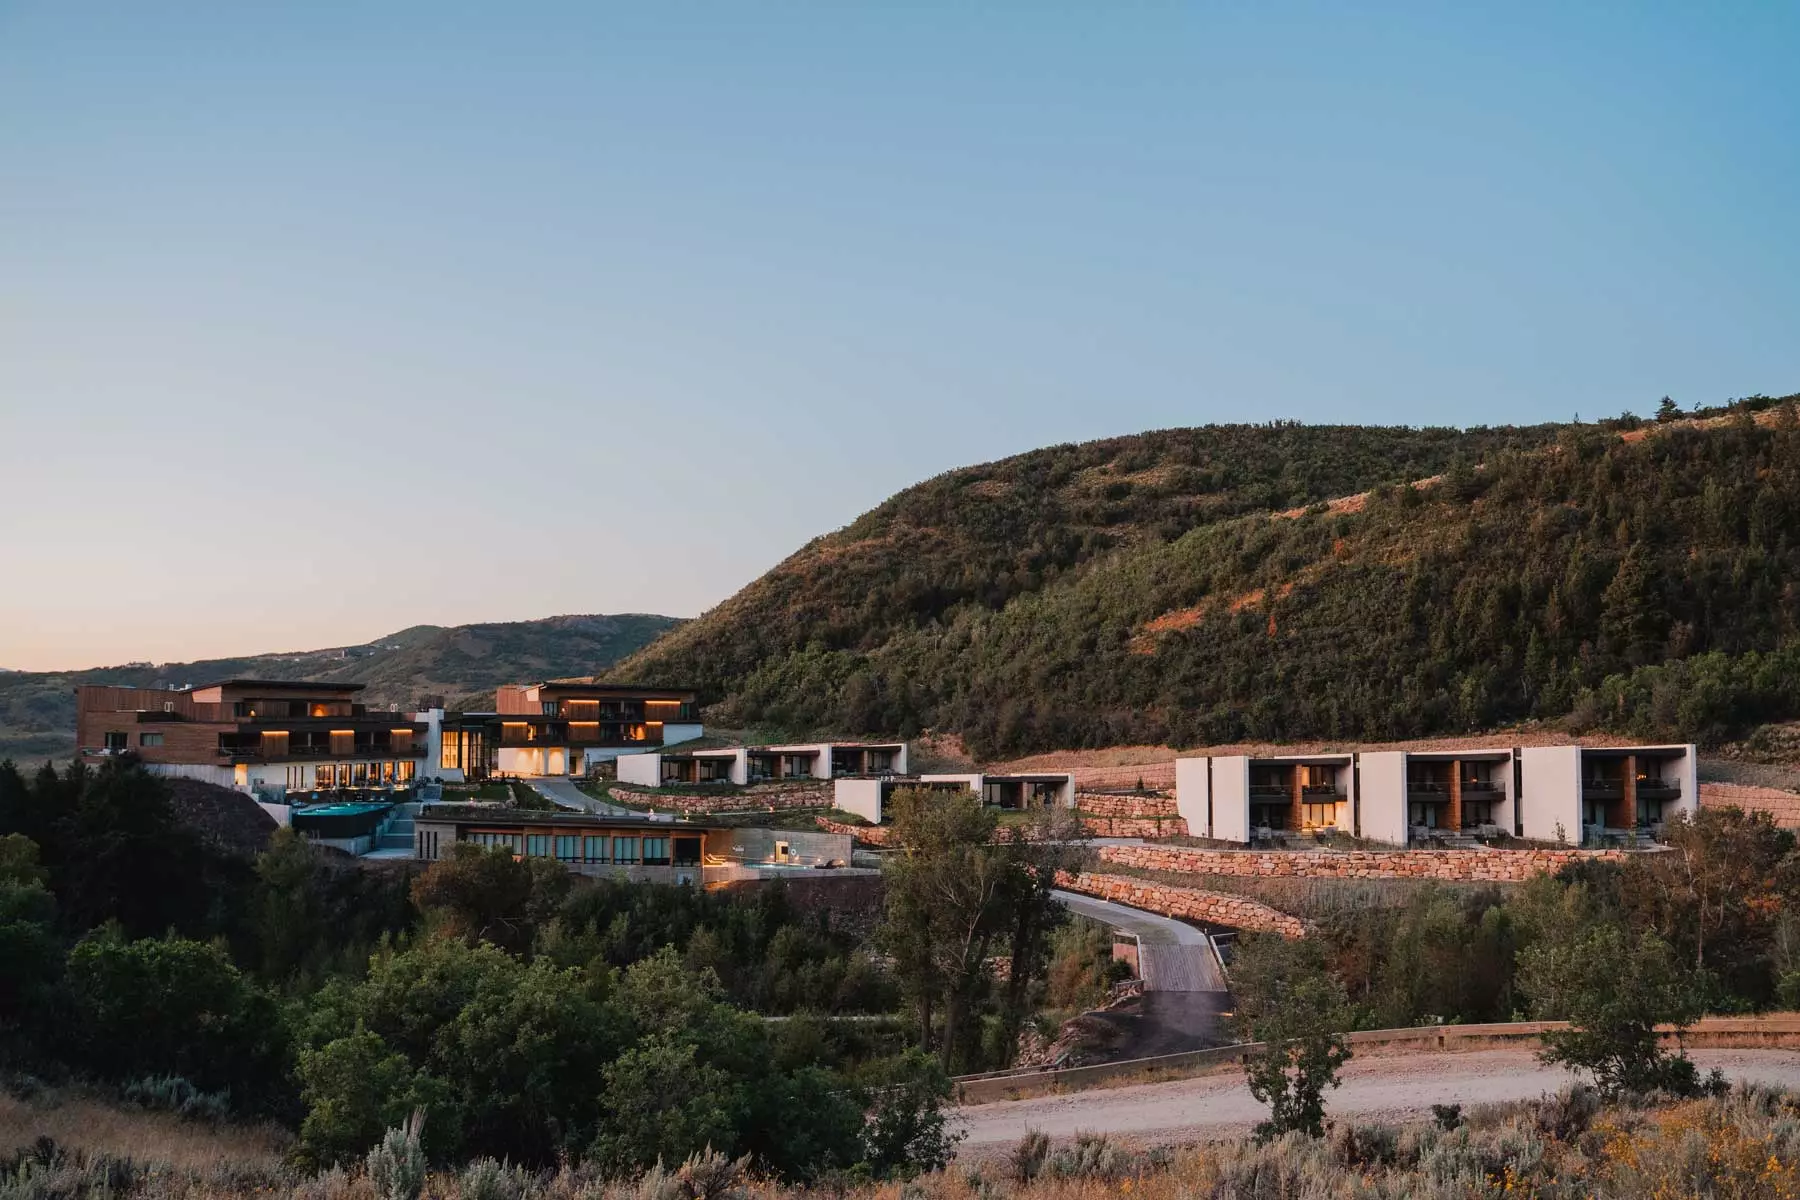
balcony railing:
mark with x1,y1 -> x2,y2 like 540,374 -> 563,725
220,743 -> 425,761
1248,784 -> 1291,799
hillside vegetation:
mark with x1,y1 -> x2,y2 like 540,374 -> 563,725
0,613 -> 679,764
615,401 -> 1800,757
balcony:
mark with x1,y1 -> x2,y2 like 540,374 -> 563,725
1248,783 -> 1291,800
219,741 -> 425,762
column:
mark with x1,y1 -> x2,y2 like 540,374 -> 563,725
1291,768 -> 1305,831
1448,759 -> 1462,832
1620,755 -> 1637,830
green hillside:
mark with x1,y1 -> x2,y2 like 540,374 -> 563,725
0,613 -> 680,765
614,402 -> 1800,756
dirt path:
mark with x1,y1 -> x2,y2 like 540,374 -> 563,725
954,1047 -> 1800,1149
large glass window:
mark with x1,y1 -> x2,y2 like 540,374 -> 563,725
104,731 -> 128,751
396,760 -> 414,783
643,837 -> 670,866
526,835 -> 552,857
614,837 -> 640,864
555,835 -> 580,861
583,836 -> 608,863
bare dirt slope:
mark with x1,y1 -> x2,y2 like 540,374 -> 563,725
954,1048 -> 1800,1149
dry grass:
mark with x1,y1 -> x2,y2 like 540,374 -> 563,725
0,1086 -> 290,1174
8,1085 -> 1800,1199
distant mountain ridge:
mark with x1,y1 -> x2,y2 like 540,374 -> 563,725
0,613 -> 682,764
614,399 -> 1800,757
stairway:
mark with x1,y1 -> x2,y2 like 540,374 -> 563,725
372,801 -> 420,856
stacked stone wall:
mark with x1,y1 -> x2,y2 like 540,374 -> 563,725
611,780 -> 830,815
1702,782 -> 1800,829
1097,843 -> 1626,882
1058,871 -> 1309,938
1076,792 -> 1179,818
816,816 -> 889,845
1080,815 -> 1190,838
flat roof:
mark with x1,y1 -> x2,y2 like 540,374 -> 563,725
1248,754 -> 1354,765
418,804 -> 714,830
190,679 -> 367,693
984,773 -> 1074,783
525,682 -> 696,697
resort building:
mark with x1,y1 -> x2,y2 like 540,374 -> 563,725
408,805 -> 855,884
831,770 -> 1075,825
424,682 -> 704,781
73,680 -> 426,797
1356,749 -> 1517,845
1175,743 -> 1697,847
614,741 -> 910,788
1517,744 -> 1698,845
1177,753 -> 1356,843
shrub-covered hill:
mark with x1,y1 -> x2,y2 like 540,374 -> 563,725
613,405 -> 1800,758
0,612 -> 680,765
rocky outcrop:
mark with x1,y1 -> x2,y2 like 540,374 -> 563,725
1096,843 -> 1626,882
1059,871 -> 1309,937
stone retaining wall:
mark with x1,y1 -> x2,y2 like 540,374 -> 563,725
1702,782 -> 1800,828
1096,843 -> 1626,882
1076,791 -> 1179,818
1080,815 -> 1190,838
816,816 -> 889,845
611,780 -> 831,815
1059,870 -> 1309,938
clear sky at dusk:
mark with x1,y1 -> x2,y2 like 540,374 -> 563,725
2,4 -> 1797,672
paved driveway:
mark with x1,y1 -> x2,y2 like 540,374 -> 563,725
955,1047 -> 1800,1148
525,777 -> 636,815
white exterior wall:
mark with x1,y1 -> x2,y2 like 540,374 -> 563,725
1210,756 -> 1252,844
145,762 -> 237,789
615,753 -> 663,788
1520,746 -> 1582,843
834,777 -> 885,824
497,747 -> 541,777
1174,756 -> 1211,838
894,743 -> 911,775
1496,754 -> 1518,835
921,773 -> 985,791
1671,745 -> 1699,822
1331,761 -> 1357,833
257,801 -> 293,828
1356,751 -> 1408,845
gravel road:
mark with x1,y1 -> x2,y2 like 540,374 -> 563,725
955,1047 -> 1800,1149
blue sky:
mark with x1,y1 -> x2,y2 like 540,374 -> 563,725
2,4 -> 1796,671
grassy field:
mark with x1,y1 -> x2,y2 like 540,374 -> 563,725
0,1084 -> 289,1175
